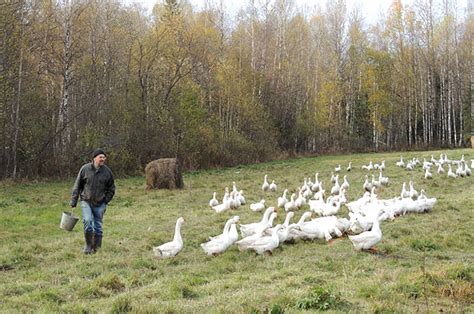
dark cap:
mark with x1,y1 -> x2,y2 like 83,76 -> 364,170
91,148 -> 106,159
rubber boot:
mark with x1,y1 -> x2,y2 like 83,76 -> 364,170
93,234 -> 102,252
83,232 -> 94,255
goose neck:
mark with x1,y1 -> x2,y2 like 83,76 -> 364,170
173,221 -> 183,243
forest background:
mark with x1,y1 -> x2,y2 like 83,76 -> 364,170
1,0 -> 472,179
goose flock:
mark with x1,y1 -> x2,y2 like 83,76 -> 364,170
153,153 -> 471,258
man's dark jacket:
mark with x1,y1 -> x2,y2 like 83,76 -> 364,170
70,162 -> 115,207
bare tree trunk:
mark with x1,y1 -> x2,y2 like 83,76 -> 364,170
408,95 -> 412,147
454,25 -> 463,146
12,6 -> 25,179
250,0 -> 256,100
56,1 -> 73,159
471,1 -> 474,148
440,71 -> 446,144
450,77 -> 457,145
447,71 -> 453,146
373,107 -> 377,150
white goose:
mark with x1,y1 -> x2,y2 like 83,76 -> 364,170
269,180 -> 277,192
240,207 -> 276,237
418,189 -> 427,200
247,224 -> 283,255
261,175 -> 270,192
281,211 -> 295,228
315,216 -> 345,239
301,177 -> 310,192
349,212 -> 374,235
308,196 -> 326,213
396,156 -> 405,167
415,196 -> 437,213
277,224 -> 301,243
400,182 -> 410,199
236,212 -> 278,250
250,199 -> 266,212
212,193 -> 231,213
232,181 -> 238,193
277,189 -> 289,208
409,181 -> 418,199
314,199 -> 341,217
330,197 -> 345,214
201,216 -> 240,256
284,193 -> 297,212
208,192 -> 219,207
313,186 -> 325,201
424,168 -> 433,179
458,162 -> 468,177
311,173 -> 320,192
348,218 -> 382,251
287,211 -> 312,241
363,175 -> 373,192
334,164 -> 341,173
264,211 -> 294,236
298,214 -> 333,241
294,189 -> 307,209
222,187 -> 229,203
439,154 -> 445,165
379,171 -> 389,186
371,174 -> 381,189
334,188 -> 347,204
237,190 -> 246,205
437,163 -> 445,174
347,162 -> 352,172
447,164 -> 457,178
465,163 -> 472,176
153,217 -> 185,258
228,223 -> 239,243
422,159 -> 433,170
455,163 -> 465,177
302,186 -> 313,199
330,175 -> 340,195
362,161 -> 374,171
209,216 -> 240,243
229,191 -> 240,209
340,175 -> 350,191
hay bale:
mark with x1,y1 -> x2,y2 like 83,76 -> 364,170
145,158 -> 184,190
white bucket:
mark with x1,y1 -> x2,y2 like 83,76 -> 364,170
60,211 -> 79,231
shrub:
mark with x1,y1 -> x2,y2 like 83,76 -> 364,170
410,239 -> 439,251
96,274 -> 126,292
268,303 -> 285,314
294,286 -> 350,311
447,265 -> 472,282
111,296 -> 132,313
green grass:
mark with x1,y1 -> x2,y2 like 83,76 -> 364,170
0,148 -> 473,312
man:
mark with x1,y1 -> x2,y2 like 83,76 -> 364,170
70,148 -> 115,254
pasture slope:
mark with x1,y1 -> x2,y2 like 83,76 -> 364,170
0,149 -> 473,312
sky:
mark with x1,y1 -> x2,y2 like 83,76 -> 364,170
127,0 -> 469,24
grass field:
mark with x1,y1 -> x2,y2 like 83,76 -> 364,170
1,149 -> 473,313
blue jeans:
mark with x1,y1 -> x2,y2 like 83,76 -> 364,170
80,201 -> 107,236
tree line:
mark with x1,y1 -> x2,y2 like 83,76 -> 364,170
1,0 -> 472,179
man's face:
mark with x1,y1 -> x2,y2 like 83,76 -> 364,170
94,154 -> 106,167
